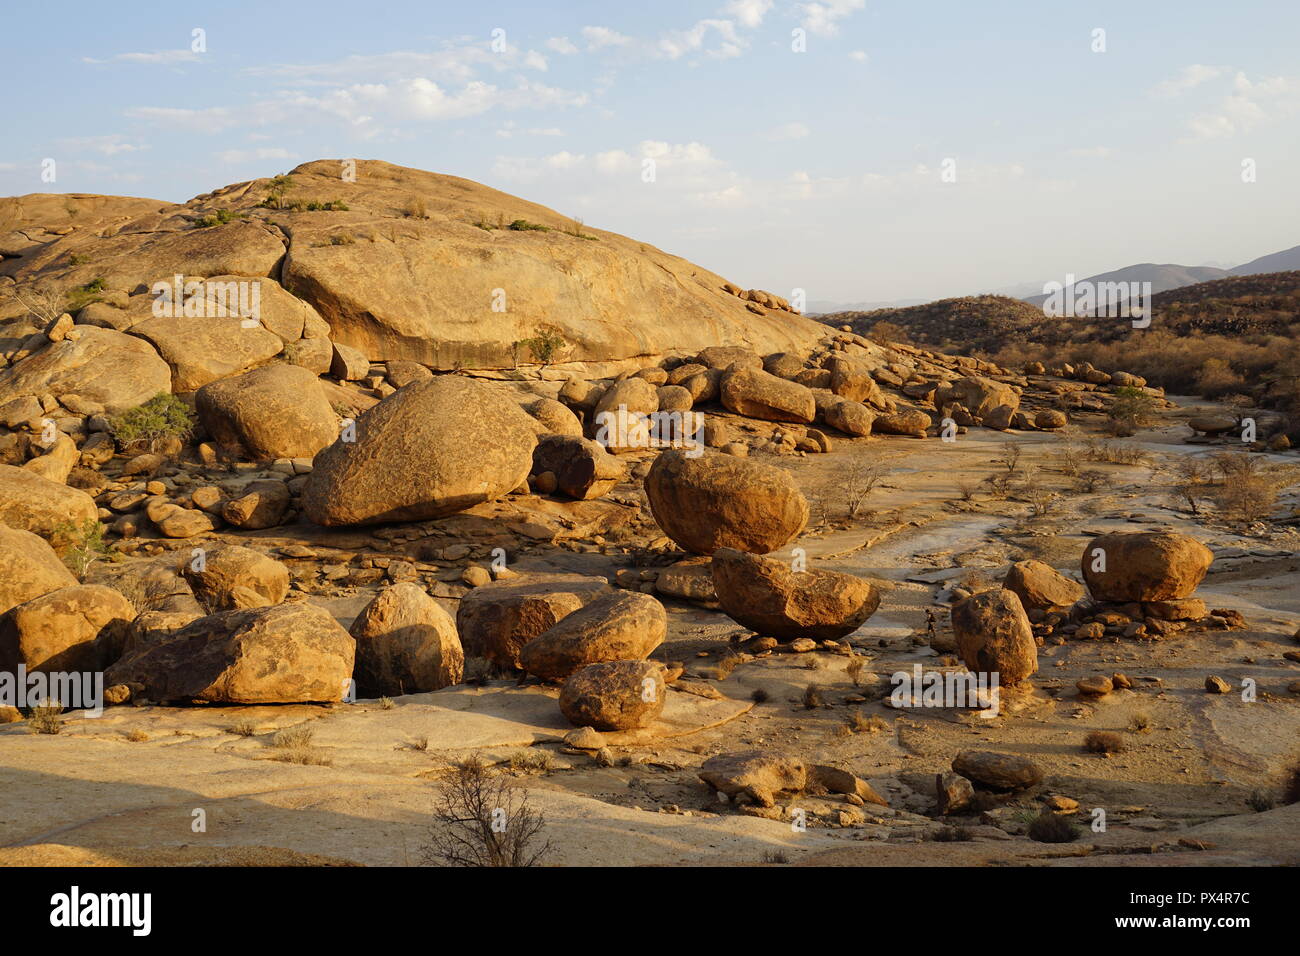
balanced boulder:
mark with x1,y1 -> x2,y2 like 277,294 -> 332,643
303,376 -> 538,525
350,583 -> 463,697
518,590 -> 666,681
1081,532 -> 1213,602
1003,560 -> 1084,611
710,548 -> 880,640
181,544 -> 290,611
950,589 -> 1038,685
645,450 -> 808,555
952,750 -> 1043,790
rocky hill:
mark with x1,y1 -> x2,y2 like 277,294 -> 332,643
818,295 -> 1048,353
0,160 -> 821,389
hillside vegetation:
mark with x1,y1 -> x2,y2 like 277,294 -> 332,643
821,274 -> 1300,434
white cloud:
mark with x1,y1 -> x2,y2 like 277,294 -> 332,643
546,37 -> 579,55
849,50 -> 868,62
246,45 -> 549,84
84,49 -> 200,65
59,134 -> 148,156
798,0 -> 865,37
1067,146 -> 1112,158
495,140 -> 730,192
1154,64 -> 1227,97
129,75 -> 587,138
658,19 -> 746,60
723,0 -> 774,29
582,26 -> 633,50
1188,71 -> 1292,138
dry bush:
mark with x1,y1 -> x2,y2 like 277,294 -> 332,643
1211,452 -> 1284,522
842,711 -> 888,735
1247,790 -> 1275,812
28,702 -> 64,735
1128,712 -> 1152,734
1084,730 -> 1125,754
761,848 -> 791,863
843,460 -> 888,518
267,724 -> 331,765
507,749 -> 553,774
1084,437 -> 1152,467
955,478 -> 979,501
1074,469 -> 1107,494
750,687 -> 769,704
7,282 -> 67,324
1058,435 -> 1083,477
1027,813 -> 1080,843
995,440 -> 1022,475
423,754 -> 552,867
845,655 -> 865,687
1196,357 -> 1249,399
228,721 -> 257,737
1168,455 -> 1213,515
802,683 -> 824,709
1021,468 -> 1058,517
124,729 -> 149,743
981,471 -> 1014,498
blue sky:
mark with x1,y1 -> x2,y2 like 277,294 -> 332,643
3,0 -> 1298,303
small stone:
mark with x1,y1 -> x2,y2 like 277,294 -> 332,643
1044,794 -> 1079,813
1205,675 -> 1231,694
1076,675 -> 1113,697
935,771 -> 974,814
461,566 -> 492,588
563,726 -> 607,750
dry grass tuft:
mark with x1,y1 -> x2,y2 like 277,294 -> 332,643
1084,730 -> 1126,754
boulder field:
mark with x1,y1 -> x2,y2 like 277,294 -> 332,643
2,159 -> 1286,868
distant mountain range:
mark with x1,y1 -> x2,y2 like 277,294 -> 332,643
810,243 -> 1300,315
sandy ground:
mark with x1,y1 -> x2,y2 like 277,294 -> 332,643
2,397 -> 1298,867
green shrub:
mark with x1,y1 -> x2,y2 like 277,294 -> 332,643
508,219 -> 549,232
108,393 -> 196,452
52,519 -> 108,578
514,325 -> 567,365
1106,386 -> 1159,437
193,208 -> 236,228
